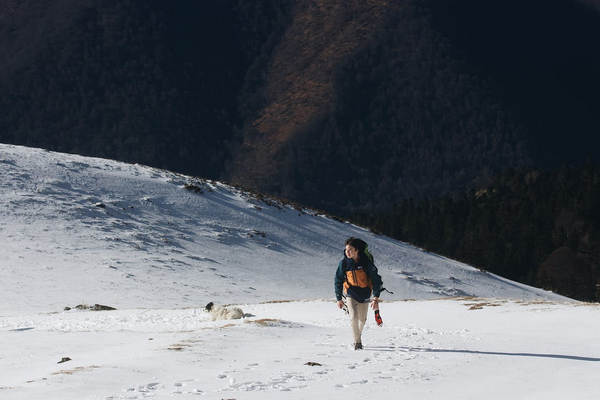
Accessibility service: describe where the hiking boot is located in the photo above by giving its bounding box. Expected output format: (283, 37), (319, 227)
(354, 342), (363, 350)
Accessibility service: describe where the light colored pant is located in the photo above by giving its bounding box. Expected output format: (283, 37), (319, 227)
(347, 297), (369, 344)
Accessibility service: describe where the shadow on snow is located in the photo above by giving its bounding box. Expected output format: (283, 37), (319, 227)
(364, 346), (600, 362)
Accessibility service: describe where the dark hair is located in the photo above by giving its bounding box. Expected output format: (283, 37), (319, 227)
(345, 237), (370, 264)
(345, 237), (367, 252)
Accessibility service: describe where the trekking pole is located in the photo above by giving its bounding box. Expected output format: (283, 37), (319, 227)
(341, 294), (349, 315)
(373, 288), (394, 326)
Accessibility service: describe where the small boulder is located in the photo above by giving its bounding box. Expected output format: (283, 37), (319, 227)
(71, 304), (117, 311)
(91, 304), (117, 311)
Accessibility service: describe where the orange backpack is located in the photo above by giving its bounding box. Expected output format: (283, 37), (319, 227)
(343, 265), (373, 293)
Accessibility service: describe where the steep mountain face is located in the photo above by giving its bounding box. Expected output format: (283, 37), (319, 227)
(228, 0), (393, 193)
(230, 0), (533, 212)
(230, 1), (531, 212)
(0, 0), (278, 178)
(230, 0), (600, 213)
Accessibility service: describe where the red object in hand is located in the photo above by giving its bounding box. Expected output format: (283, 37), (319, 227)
(374, 309), (383, 326)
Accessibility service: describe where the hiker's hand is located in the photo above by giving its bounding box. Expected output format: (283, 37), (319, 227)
(337, 300), (344, 309)
(370, 297), (379, 309)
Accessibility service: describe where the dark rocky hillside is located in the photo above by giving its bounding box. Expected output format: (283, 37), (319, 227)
(2, 0), (600, 299)
(229, 0), (600, 214)
(354, 166), (600, 301)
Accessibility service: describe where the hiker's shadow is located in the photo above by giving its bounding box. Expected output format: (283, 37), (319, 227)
(363, 346), (600, 362)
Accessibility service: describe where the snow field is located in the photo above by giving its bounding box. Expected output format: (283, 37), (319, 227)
(2, 299), (599, 399)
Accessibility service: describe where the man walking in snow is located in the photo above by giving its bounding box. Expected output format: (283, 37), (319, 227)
(335, 237), (383, 350)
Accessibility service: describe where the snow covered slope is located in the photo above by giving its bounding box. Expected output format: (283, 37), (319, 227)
(0, 143), (564, 313)
(2, 144), (599, 400)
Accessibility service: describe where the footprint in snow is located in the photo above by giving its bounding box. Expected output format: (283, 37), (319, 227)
(173, 382), (184, 394)
(136, 382), (160, 393)
(313, 369), (329, 375)
(146, 382), (160, 390)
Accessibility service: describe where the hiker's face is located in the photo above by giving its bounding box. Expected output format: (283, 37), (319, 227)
(345, 244), (359, 261)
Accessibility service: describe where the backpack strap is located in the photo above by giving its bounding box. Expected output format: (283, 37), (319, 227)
(380, 287), (395, 295)
(364, 245), (374, 264)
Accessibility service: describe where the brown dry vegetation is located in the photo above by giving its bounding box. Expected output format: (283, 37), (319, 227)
(231, 0), (392, 187)
(465, 302), (503, 310)
(244, 318), (282, 327)
(52, 365), (101, 376)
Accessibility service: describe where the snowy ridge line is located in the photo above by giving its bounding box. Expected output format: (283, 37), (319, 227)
(0, 142), (566, 315)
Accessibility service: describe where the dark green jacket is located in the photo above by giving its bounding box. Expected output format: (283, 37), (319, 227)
(335, 256), (383, 302)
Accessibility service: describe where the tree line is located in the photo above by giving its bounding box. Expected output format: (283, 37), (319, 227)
(353, 165), (600, 301)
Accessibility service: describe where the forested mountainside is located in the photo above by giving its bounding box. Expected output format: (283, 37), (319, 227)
(354, 166), (600, 301)
(0, 0), (293, 178)
(1, 0), (600, 299)
(2, 0), (600, 210)
(232, 0), (600, 213)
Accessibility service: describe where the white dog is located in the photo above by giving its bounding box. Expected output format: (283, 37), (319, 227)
(204, 302), (244, 321)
